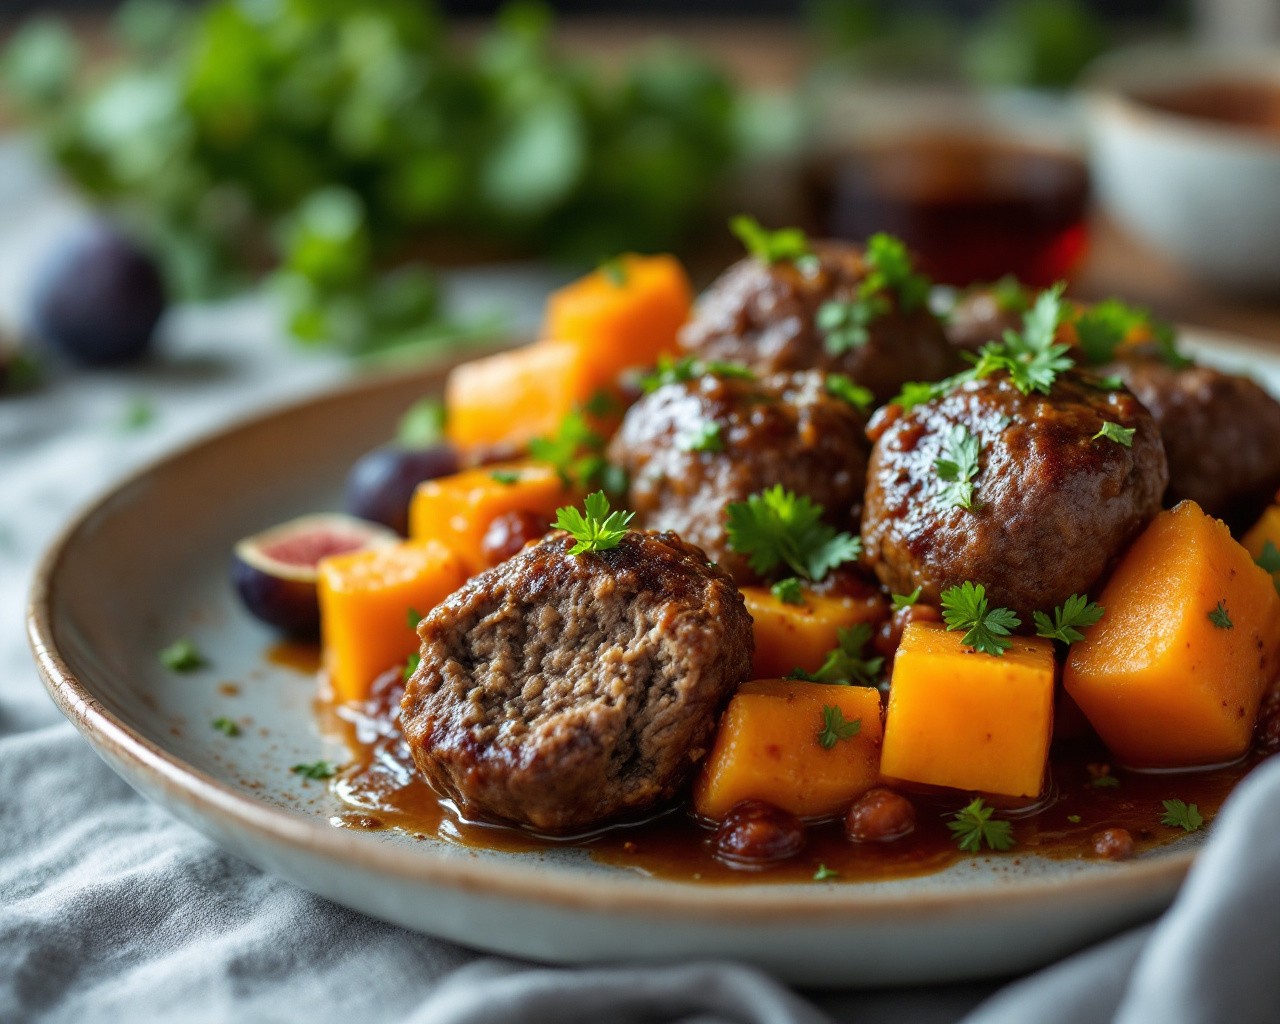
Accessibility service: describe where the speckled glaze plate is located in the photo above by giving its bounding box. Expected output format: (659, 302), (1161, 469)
(28, 329), (1280, 986)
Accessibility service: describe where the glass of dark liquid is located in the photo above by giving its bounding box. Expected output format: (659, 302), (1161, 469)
(805, 88), (1090, 288)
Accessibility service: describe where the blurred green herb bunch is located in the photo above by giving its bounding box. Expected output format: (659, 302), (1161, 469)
(2, 0), (742, 354)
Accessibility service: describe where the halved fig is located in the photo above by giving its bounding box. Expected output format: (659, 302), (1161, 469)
(231, 513), (396, 638)
(344, 443), (460, 536)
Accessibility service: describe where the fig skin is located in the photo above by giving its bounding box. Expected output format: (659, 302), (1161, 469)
(344, 443), (460, 536)
(231, 514), (395, 638)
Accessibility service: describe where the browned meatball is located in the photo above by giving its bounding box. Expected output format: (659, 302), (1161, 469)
(861, 372), (1167, 620)
(1102, 355), (1280, 523)
(944, 285), (1025, 353)
(401, 529), (752, 834)
(606, 369), (868, 584)
(678, 240), (960, 403)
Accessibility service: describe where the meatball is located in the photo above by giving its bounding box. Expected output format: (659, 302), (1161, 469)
(400, 529), (753, 834)
(678, 240), (960, 403)
(944, 285), (1025, 353)
(606, 369), (868, 584)
(1102, 354), (1280, 523)
(862, 372), (1167, 620)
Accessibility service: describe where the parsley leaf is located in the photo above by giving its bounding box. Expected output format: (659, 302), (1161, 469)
(1072, 298), (1151, 366)
(1256, 540), (1280, 575)
(638, 354), (755, 393)
(291, 760), (337, 781)
(678, 420), (724, 453)
(211, 717), (239, 737)
(159, 638), (205, 672)
(813, 863), (840, 881)
(1093, 421), (1135, 447)
(1160, 798), (1204, 832)
(771, 577), (805, 605)
(598, 256), (628, 286)
(1089, 374), (1125, 391)
(934, 423), (981, 511)
(864, 232), (930, 311)
(407, 607), (423, 629)
(817, 704), (861, 749)
(529, 409), (625, 492)
(891, 586), (923, 611)
(791, 624), (884, 687)
(554, 491), (635, 555)
(817, 296), (889, 354)
(729, 214), (816, 272)
(491, 469), (521, 485)
(398, 398), (446, 447)
(1151, 320), (1193, 370)
(940, 581), (1021, 656)
(1033, 594), (1105, 645)
(825, 373), (875, 412)
(725, 485), (861, 582)
(402, 652), (421, 681)
(947, 798), (1016, 852)
(1208, 601), (1233, 630)
(120, 396), (156, 431)
(988, 275), (1030, 314)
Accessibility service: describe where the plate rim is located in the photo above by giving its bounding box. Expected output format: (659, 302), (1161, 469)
(31, 329), (1271, 925)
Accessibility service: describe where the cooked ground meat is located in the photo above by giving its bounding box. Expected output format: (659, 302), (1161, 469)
(400, 529), (753, 834)
(678, 240), (960, 403)
(861, 371), (1168, 620)
(944, 287), (1024, 353)
(606, 369), (868, 585)
(1101, 354), (1280, 524)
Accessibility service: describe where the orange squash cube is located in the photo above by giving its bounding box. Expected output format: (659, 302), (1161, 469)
(408, 461), (576, 575)
(542, 253), (691, 376)
(881, 622), (1055, 798)
(318, 540), (466, 704)
(1242, 504), (1280, 588)
(1065, 501), (1280, 768)
(693, 679), (884, 821)
(740, 586), (887, 679)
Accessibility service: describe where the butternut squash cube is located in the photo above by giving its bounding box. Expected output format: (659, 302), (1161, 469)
(693, 679), (884, 821)
(408, 462), (577, 575)
(318, 540), (466, 704)
(881, 622), (1055, 798)
(1065, 501), (1280, 768)
(740, 586), (888, 679)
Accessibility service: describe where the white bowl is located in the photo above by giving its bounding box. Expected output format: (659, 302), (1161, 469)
(1085, 46), (1280, 295)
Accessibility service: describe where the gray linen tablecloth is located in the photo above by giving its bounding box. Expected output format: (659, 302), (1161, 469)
(3, 139), (1279, 1023)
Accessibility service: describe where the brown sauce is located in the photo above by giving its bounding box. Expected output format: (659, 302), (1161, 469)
(266, 641), (323, 675)
(314, 661), (1268, 884)
(1136, 79), (1280, 137)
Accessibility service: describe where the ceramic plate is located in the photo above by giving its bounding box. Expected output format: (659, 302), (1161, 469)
(28, 328), (1280, 986)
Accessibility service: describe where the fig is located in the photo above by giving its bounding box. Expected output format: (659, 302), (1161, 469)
(344, 443), (459, 536)
(29, 219), (167, 367)
(231, 513), (396, 637)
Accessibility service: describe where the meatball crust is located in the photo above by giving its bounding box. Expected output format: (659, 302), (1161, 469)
(1103, 355), (1280, 522)
(861, 372), (1168, 620)
(678, 240), (960, 403)
(400, 530), (753, 834)
(606, 370), (869, 585)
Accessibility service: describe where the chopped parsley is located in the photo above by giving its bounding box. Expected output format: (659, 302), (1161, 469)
(863, 233), (930, 311)
(407, 607), (423, 628)
(1072, 299), (1150, 365)
(397, 397), (446, 447)
(1067, 814), (1082, 824)
(291, 760), (337, 781)
(771, 577), (805, 605)
(813, 863), (840, 881)
(947, 798), (1015, 852)
(1093, 421), (1135, 447)
(1090, 770), (1120, 789)
(891, 586), (923, 611)
(211, 717), (240, 737)
(940, 582), (1020, 657)
(817, 296), (889, 354)
(1033, 594), (1105, 645)
(817, 705), (861, 749)
(554, 491), (635, 556)
(598, 256), (628, 287)
(1208, 601), (1233, 630)
(988, 275), (1031, 314)
(638, 354), (755, 393)
(729, 214), (817, 273)
(402, 652), (421, 681)
(1090, 374), (1125, 391)
(120, 397), (156, 431)
(491, 469), (521, 485)
(725, 485), (861, 582)
(1256, 541), (1280, 575)
(825, 373), (875, 412)
(1160, 798), (1204, 832)
(678, 420), (724, 453)
(934, 423), (981, 511)
(789, 623), (884, 688)
(159, 638), (206, 673)
(529, 409), (625, 492)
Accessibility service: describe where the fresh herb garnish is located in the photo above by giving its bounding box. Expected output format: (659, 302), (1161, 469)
(598, 256), (628, 287)
(1093, 421), (1135, 447)
(863, 232), (930, 311)
(771, 577), (805, 605)
(407, 607), (423, 629)
(789, 624), (884, 687)
(1256, 540), (1280, 575)
(813, 863), (840, 881)
(397, 397), (446, 447)
(817, 296), (889, 354)
(211, 717), (239, 737)
(817, 705), (861, 749)
(582, 389), (621, 418)
(1090, 374), (1125, 391)
(1033, 594), (1104, 645)
(678, 420), (724, 453)
(491, 469), (521, 485)
(934, 423), (981, 511)
(1160, 798), (1204, 832)
(891, 586), (923, 611)
(825, 373), (875, 412)
(1067, 814), (1082, 824)
(529, 409), (625, 492)
(553, 491), (634, 556)
(291, 760), (337, 781)
(1088, 764), (1120, 789)
(1208, 601), (1233, 630)
(948, 798), (1016, 852)
(638, 354), (755, 393)
(940, 581), (1021, 656)
(988, 275), (1030, 314)
(159, 638), (205, 672)
(729, 214), (817, 273)
(402, 652), (421, 681)
(725, 485), (861, 582)
(1072, 298), (1150, 366)
(120, 396), (156, 431)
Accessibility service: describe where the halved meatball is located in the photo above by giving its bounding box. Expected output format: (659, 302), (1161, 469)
(606, 369), (868, 585)
(400, 529), (752, 834)
(861, 372), (1167, 621)
(1102, 354), (1280, 524)
(678, 240), (960, 403)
